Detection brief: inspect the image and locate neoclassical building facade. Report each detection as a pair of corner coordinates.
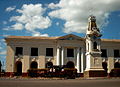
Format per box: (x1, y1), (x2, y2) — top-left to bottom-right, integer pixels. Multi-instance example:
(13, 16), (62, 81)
(5, 16), (120, 77)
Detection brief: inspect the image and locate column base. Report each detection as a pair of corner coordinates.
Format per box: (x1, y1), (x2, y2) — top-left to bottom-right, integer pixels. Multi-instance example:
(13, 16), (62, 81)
(84, 69), (107, 77)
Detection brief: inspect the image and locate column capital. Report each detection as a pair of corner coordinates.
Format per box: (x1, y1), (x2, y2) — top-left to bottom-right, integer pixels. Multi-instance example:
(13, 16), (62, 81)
(77, 47), (81, 51)
(57, 45), (61, 49)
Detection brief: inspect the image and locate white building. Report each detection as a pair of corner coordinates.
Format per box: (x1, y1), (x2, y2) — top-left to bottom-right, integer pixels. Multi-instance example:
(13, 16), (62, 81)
(5, 16), (120, 77)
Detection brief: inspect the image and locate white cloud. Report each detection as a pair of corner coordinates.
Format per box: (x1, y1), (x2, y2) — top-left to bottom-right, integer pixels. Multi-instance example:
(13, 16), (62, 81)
(10, 4), (51, 32)
(0, 50), (6, 55)
(32, 31), (49, 37)
(48, 3), (58, 9)
(56, 22), (60, 26)
(3, 21), (7, 25)
(2, 26), (10, 30)
(2, 35), (9, 37)
(11, 23), (24, 30)
(0, 47), (2, 50)
(48, 0), (120, 33)
(1, 39), (5, 42)
(6, 6), (16, 12)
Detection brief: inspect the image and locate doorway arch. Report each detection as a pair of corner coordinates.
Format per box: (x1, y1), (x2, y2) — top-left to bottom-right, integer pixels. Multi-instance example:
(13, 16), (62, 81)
(102, 62), (107, 72)
(15, 61), (22, 76)
(114, 62), (120, 68)
(30, 61), (38, 69)
(66, 61), (75, 68)
(46, 62), (53, 68)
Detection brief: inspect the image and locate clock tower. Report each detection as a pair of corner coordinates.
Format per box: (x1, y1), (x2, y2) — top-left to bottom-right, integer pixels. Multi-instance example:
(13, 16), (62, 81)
(84, 15), (106, 77)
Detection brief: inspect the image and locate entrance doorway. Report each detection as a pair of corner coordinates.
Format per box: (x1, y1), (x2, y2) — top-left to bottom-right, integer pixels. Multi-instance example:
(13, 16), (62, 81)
(15, 61), (22, 76)
(30, 61), (38, 69)
(66, 61), (75, 68)
(46, 62), (53, 68)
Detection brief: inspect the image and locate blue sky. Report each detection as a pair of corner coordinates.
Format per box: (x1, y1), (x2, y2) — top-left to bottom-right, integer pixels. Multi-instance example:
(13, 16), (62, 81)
(0, 0), (120, 69)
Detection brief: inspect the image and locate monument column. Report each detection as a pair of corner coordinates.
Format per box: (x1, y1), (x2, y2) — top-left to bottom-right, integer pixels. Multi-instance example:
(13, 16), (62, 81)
(84, 15), (106, 77)
(77, 47), (80, 73)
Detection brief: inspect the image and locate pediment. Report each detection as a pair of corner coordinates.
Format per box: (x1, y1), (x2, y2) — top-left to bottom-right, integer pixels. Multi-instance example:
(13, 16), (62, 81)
(57, 34), (84, 41)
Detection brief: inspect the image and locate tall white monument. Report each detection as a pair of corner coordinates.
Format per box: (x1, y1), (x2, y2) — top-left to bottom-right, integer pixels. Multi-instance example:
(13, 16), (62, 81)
(84, 15), (106, 77)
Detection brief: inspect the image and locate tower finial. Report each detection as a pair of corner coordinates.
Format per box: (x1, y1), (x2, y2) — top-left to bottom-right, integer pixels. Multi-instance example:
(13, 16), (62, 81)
(88, 15), (97, 31)
(87, 15), (102, 37)
(88, 15), (96, 22)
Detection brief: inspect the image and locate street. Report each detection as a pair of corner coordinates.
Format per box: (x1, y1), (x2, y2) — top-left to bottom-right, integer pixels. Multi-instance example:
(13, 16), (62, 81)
(0, 78), (120, 87)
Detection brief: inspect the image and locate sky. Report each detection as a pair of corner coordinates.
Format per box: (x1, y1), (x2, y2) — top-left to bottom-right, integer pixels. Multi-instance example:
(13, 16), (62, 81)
(0, 0), (120, 70)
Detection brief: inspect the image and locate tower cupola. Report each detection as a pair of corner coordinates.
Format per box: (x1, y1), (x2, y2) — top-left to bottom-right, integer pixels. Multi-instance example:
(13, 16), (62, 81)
(87, 15), (102, 37)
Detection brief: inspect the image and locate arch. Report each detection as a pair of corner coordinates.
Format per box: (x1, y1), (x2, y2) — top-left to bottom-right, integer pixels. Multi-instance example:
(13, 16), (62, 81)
(46, 62), (53, 68)
(30, 61), (38, 69)
(114, 62), (120, 68)
(15, 61), (22, 76)
(66, 61), (75, 68)
(93, 42), (97, 49)
(102, 62), (107, 72)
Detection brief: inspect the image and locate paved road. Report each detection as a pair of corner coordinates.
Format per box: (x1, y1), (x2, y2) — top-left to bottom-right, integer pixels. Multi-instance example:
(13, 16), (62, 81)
(0, 78), (120, 87)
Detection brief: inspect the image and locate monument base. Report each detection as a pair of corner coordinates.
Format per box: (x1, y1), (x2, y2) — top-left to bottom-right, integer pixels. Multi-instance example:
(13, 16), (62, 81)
(84, 69), (107, 77)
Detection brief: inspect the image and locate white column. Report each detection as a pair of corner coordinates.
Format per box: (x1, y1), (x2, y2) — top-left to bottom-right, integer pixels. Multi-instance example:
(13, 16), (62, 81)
(81, 48), (84, 73)
(89, 40), (92, 51)
(108, 57), (114, 73)
(61, 47), (64, 65)
(77, 47), (80, 73)
(56, 47), (60, 66)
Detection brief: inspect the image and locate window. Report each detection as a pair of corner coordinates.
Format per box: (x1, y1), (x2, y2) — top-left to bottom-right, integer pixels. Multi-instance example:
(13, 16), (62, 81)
(46, 48), (53, 57)
(67, 48), (74, 57)
(93, 42), (97, 49)
(114, 50), (120, 57)
(31, 48), (38, 56)
(15, 47), (23, 56)
(101, 49), (107, 57)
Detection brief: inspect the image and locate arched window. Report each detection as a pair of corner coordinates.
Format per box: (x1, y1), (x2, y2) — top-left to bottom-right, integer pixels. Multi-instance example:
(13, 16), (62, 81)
(66, 61), (75, 68)
(114, 62), (120, 68)
(15, 61), (22, 76)
(93, 42), (97, 49)
(30, 61), (38, 69)
(46, 62), (53, 68)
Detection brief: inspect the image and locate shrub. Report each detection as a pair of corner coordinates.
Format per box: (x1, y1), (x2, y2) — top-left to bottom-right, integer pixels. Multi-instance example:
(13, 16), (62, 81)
(110, 68), (120, 77)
